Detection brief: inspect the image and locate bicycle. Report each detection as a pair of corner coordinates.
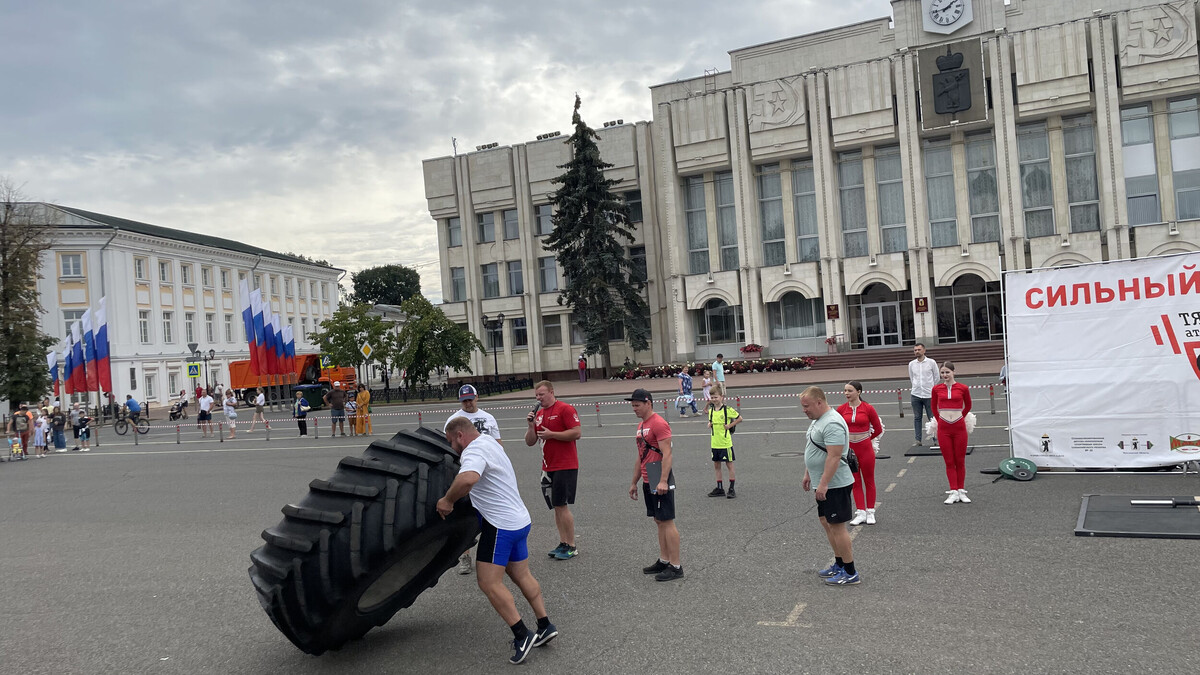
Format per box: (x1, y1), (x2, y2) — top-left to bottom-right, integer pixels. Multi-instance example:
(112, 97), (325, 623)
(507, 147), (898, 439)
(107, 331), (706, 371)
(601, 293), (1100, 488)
(113, 407), (150, 436)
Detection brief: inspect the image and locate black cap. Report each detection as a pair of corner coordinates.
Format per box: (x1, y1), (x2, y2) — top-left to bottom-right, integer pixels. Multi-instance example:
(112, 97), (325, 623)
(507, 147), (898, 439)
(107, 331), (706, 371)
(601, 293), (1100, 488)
(625, 388), (653, 402)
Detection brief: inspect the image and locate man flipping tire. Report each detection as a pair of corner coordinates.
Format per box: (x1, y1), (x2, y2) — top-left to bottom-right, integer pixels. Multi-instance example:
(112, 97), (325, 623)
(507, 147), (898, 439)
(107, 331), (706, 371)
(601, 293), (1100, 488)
(439, 416), (559, 665)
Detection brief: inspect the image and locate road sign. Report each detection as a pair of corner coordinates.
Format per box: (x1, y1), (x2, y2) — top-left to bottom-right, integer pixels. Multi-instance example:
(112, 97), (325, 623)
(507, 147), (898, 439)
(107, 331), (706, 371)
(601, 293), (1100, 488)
(187, 363), (201, 378)
(360, 343), (373, 359)
(320, 355), (333, 369)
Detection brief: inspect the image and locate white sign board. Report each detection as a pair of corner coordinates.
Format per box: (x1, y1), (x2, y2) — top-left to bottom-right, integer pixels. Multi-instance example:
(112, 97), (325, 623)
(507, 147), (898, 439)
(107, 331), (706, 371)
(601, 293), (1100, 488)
(1004, 253), (1200, 468)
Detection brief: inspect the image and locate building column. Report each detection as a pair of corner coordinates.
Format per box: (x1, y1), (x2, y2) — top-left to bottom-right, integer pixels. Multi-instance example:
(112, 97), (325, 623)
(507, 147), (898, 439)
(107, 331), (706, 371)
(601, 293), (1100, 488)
(1091, 15), (1128, 261)
(728, 88), (765, 346)
(894, 52), (934, 341)
(807, 70), (846, 340)
(653, 101), (693, 362)
(988, 34), (1025, 270)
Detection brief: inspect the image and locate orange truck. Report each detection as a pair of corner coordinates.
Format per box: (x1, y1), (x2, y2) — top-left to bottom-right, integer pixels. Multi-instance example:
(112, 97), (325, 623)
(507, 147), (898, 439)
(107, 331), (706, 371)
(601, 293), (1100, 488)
(229, 354), (357, 406)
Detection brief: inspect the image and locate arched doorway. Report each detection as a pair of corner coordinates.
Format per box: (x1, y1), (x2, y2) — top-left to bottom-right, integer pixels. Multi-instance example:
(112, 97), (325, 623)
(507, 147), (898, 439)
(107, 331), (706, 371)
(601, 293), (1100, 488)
(848, 283), (914, 348)
(934, 273), (1003, 343)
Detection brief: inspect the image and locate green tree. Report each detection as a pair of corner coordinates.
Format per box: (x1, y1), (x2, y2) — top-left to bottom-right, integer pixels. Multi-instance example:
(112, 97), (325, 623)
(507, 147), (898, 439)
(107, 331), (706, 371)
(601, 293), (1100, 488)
(281, 252), (333, 267)
(391, 295), (482, 388)
(351, 264), (422, 306)
(0, 181), (56, 410)
(544, 96), (650, 374)
(308, 303), (393, 375)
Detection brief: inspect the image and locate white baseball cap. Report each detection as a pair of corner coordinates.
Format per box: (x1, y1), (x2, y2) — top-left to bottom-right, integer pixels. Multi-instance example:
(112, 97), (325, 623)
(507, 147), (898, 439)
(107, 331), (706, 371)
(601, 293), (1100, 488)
(334, 381), (341, 386)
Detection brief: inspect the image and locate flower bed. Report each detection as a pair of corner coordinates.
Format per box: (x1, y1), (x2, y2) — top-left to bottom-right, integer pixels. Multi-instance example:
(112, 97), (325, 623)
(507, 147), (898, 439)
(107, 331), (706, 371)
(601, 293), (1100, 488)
(613, 356), (816, 380)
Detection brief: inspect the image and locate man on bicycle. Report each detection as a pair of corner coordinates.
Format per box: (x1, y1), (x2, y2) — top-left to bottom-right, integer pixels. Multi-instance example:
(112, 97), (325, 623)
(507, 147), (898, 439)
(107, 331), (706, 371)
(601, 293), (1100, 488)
(125, 394), (143, 423)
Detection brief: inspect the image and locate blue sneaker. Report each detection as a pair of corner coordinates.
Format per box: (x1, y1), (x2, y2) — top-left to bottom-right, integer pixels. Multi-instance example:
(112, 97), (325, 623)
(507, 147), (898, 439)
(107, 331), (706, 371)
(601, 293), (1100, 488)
(547, 543), (567, 558)
(509, 633), (534, 665)
(824, 569), (861, 586)
(553, 545), (579, 560)
(817, 563), (842, 578)
(532, 622), (558, 647)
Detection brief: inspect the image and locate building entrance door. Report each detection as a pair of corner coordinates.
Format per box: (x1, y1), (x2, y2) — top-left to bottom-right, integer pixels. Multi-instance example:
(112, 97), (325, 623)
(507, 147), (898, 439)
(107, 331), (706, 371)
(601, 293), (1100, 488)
(861, 303), (901, 348)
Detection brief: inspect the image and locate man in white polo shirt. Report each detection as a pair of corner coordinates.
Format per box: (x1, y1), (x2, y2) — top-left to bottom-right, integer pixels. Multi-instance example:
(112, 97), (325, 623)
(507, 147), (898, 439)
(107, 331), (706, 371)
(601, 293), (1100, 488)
(445, 384), (501, 575)
(908, 343), (939, 446)
(438, 416), (558, 665)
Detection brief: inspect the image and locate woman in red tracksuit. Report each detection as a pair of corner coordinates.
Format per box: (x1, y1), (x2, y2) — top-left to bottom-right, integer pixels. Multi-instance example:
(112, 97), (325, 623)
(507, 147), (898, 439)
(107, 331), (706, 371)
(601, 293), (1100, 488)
(836, 381), (884, 525)
(932, 361), (972, 504)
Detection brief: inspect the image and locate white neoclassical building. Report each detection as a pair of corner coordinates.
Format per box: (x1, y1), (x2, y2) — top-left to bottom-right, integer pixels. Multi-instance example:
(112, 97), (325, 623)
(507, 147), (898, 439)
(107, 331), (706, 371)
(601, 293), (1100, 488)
(427, 0), (1200, 377)
(36, 204), (343, 404)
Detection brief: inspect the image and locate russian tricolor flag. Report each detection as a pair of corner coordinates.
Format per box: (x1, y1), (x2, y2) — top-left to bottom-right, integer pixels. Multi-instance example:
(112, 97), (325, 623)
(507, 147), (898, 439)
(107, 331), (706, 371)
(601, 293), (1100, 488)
(47, 351), (59, 398)
(272, 313), (285, 376)
(63, 342), (74, 396)
(82, 309), (99, 392)
(96, 297), (112, 394)
(262, 309), (277, 375)
(283, 325), (296, 379)
(70, 321), (87, 393)
(250, 288), (269, 376)
(240, 280), (260, 376)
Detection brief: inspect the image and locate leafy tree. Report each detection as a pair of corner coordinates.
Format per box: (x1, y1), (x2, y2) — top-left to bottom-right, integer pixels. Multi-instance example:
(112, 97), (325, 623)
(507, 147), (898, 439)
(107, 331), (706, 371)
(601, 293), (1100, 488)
(281, 252), (333, 267)
(351, 264), (422, 306)
(391, 295), (482, 388)
(308, 303), (393, 375)
(0, 180), (56, 410)
(544, 96), (650, 374)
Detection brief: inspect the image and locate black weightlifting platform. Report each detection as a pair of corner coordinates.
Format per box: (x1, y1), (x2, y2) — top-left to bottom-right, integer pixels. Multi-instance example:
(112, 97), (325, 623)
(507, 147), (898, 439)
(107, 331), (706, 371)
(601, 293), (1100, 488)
(1075, 494), (1200, 540)
(904, 445), (974, 457)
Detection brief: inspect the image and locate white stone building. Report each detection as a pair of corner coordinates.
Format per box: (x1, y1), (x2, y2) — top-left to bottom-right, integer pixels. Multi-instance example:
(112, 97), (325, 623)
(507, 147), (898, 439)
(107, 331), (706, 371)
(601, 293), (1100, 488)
(426, 0), (1200, 375)
(37, 205), (343, 404)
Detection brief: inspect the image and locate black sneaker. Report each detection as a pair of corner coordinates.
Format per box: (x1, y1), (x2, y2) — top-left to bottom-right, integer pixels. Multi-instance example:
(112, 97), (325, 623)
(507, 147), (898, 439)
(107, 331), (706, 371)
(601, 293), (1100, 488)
(532, 622), (558, 647)
(654, 565), (684, 582)
(726, 486), (737, 499)
(548, 542), (567, 558)
(509, 633), (534, 665)
(707, 486), (725, 497)
(642, 559), (669, 575)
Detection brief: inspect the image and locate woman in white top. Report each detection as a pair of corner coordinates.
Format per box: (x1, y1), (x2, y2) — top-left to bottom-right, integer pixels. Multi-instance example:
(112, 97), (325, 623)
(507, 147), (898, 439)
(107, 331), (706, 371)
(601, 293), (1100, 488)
(701, 370), (714, 410)
(223, 390), (239, 440)
(249, 388), (270, 432)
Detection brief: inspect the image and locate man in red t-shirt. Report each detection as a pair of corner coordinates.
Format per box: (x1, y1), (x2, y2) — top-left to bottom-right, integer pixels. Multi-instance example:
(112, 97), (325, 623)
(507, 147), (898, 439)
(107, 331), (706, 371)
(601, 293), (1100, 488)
(627, 388), (682, 582)
(524, 380), (583, 560)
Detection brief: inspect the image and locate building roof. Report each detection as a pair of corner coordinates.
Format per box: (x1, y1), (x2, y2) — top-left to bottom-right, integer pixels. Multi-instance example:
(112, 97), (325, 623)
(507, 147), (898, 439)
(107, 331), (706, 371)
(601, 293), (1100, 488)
(52, 204), (342, 271)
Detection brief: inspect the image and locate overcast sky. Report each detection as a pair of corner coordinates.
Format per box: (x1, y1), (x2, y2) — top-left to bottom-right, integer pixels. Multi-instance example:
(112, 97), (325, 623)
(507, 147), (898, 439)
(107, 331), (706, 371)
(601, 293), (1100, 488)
(2, 0), (886, 301)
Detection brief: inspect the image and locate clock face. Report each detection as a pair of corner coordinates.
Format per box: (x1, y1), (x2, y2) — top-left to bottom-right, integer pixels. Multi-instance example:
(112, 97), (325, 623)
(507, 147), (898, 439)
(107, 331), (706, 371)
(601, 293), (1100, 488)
(930, 0), (966, 26)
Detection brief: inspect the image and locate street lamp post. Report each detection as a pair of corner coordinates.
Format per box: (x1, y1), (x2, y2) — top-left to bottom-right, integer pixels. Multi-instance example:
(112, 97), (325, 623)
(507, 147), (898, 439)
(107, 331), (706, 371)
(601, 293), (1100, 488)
(481, 312), (504, 387)
(192, 346), (216, 392)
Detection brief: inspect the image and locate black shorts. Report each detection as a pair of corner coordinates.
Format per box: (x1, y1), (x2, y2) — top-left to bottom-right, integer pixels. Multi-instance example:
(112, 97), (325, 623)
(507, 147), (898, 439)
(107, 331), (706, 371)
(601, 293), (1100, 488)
(642, 482), (676, 521)
(72, 425), (81, 439)
(198, 410), (212, 422)
(711, 446), (735, 463)
(816, 485), (854, 524)
(541, 469), (577, 508)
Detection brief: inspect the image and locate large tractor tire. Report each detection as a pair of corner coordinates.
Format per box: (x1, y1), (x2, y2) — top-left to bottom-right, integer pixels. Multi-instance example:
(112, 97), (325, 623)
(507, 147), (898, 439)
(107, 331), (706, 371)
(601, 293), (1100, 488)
(248, 427), (480, 655)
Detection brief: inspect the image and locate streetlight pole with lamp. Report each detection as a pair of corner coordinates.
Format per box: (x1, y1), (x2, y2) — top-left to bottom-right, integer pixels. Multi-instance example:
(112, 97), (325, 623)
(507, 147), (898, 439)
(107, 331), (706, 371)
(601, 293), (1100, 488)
(481, 312), (504, 387)
(190, 344), (216, 393)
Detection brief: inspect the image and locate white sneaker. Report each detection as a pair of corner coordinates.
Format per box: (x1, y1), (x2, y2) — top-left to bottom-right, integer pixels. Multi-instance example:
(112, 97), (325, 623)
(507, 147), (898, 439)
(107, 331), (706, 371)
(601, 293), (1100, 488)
(848, 509), (867, 526)
(865, 509), (876, 525)
(956, 489), (971, 504)
(456, 553), (473, 575)
(944, 490), (960, 504)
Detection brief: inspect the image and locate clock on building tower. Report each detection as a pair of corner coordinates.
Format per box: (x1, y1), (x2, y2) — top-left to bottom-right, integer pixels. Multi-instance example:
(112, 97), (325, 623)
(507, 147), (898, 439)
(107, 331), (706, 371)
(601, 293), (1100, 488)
(922, 0), (973, 35)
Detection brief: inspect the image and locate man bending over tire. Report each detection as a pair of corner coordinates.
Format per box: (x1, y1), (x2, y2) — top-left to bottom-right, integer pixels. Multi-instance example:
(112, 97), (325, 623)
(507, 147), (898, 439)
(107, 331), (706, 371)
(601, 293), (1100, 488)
(439, 416), (559, 665)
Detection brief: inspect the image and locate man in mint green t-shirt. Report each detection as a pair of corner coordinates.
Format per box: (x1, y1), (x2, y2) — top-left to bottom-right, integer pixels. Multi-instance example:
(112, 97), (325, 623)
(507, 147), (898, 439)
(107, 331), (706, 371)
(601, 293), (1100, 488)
(800, 386), (860, 586)
(711, 354), (726, 396)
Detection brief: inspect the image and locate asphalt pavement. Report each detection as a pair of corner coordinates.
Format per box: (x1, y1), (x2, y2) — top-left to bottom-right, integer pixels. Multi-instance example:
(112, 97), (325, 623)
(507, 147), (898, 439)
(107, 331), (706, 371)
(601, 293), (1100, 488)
(1, 376), (1196, 674)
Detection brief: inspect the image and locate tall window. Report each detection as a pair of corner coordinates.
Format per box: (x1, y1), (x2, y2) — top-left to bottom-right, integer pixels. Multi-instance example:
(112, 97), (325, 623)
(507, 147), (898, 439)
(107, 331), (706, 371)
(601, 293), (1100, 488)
(793, 160), (820, 262)
(60, 253), (83, 277)
(181, 265), (193, 285)
(1121, 104), (1160, 226)
(542, 315), (563, 346)
(569, 315), (586, 345)
(63, 309), (85, 336)
(1169, 96), (1200, 220)
(538, 256), (558, 293)
(925, 140), (957, 248)
(768, 292), (827, 340)
(269, 276), (278, 295)
(507, 260), (524, 295)
(202, 266), (213, 287)
(967, 134), (1001, 242)
(300, 318), (308, 341)
(159, 261), (172, 283)
(135, 258), (148, 281)
(625, 190), (643, 222)
(139, 310), (151, 344)
(502, 209), (519, 240)
(629, 246), (647, 283)
(876, 146), (907, 253)
(838, 151), (868, 257)
(253, 274), (261, 290)
(162, 311), (174, 343)
(694, 299), (744, 345)
(220, 269), (230, 290)
(447, 217), (462, 247)
(684, 176), (710, 274)
(486, 321), (503, 350)
(715, 171), (739, 271)
(1064, 115), (1100, 233)
(298, 280), (306, 299)
(284, 277), (293, 297)
(535, 204), (554, 235)
(224, 314), (234, 343)
(758, 164), (786, 266)
(145, 374), (156, 400)
(184, 312), (195, 343)
(477, 212), (495, 243)
(205, 313), (216, 343)
(511, 317), (528, 348)
(169, 372), (179, 396)
(481, 263), (500, 299)
(450, 267), (466, 302)
(1018, 122), (1055, 237)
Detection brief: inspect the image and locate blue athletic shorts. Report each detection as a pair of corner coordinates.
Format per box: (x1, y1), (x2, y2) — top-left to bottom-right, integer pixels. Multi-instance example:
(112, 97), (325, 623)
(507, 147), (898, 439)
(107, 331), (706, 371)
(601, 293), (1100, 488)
(476, 515), (531, 567)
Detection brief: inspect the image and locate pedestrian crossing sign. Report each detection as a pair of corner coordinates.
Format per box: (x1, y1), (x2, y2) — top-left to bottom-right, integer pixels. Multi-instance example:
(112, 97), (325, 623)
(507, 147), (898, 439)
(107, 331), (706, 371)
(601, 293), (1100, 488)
(187, 363), (201, 378)
(320, 355), (333, 369)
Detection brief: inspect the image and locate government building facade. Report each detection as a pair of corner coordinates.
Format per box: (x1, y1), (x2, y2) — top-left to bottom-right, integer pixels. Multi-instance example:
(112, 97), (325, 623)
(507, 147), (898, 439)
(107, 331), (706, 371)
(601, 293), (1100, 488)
(36, 205), (343, 405)
(425, 0), (1200, 376)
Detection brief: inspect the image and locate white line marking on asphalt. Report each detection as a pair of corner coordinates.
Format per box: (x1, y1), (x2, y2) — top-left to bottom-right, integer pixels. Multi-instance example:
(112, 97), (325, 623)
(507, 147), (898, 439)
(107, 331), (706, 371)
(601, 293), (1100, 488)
(896, 469), (907, 478)
(885, 482), (897, 493)
(908, 457), (916, 464)
(757, 603), (810, 628)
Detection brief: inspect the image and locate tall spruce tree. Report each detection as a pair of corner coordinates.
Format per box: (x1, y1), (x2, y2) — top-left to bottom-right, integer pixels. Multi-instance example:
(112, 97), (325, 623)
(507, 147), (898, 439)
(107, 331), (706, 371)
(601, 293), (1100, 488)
(0, 182), (56, 410)
(545, 96), (650, 374)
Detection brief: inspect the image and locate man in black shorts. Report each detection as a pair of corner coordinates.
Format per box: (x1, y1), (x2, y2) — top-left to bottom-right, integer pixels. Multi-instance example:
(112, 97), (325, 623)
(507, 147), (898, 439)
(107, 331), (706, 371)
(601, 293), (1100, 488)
(800, 386), (860, 586)
(627, 389), (682, 581)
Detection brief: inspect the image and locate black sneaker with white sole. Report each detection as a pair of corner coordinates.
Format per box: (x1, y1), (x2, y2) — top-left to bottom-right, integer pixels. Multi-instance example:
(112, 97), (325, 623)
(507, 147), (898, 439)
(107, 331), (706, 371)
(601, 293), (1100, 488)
(509, 633), (534, 665)
(532, 622), (558, 647)
(642, 559), (669, 574)
(654, 565), (684, 582)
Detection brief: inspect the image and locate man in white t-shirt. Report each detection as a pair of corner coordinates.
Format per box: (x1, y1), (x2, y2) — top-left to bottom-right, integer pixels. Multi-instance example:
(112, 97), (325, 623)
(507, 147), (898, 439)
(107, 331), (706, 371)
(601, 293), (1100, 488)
(438, 417), (558, 665)
(197, 390), (216, 438)
(445, 384), (502, 575)
(908, 343), (939, 446)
